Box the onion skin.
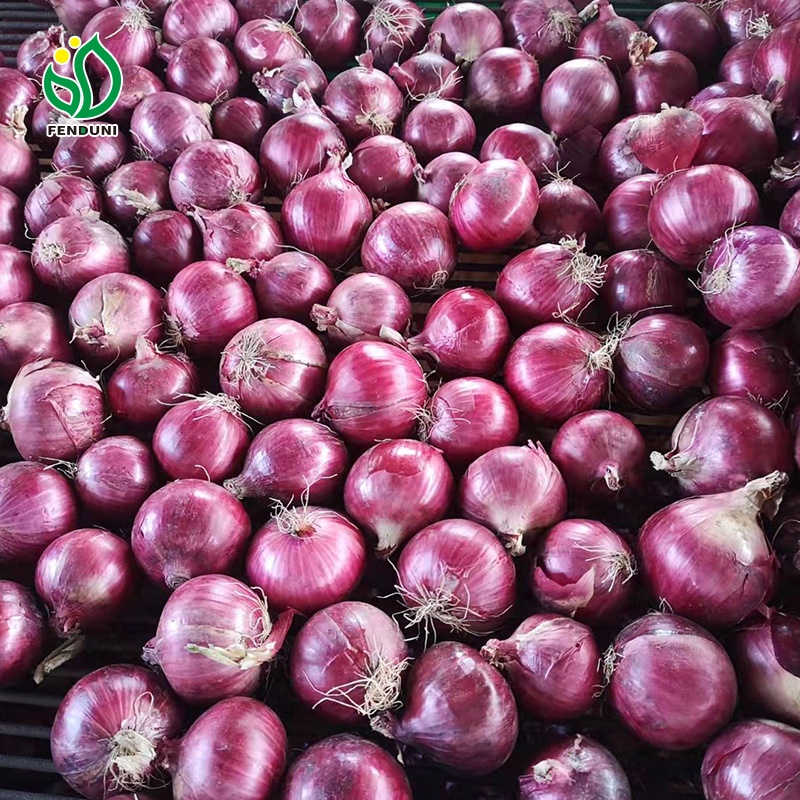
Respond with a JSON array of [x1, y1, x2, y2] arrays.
[[643, 1, 720, 68], [82, 6, 158, 72], [576, 0, 640, 73], [598, 115, 648, 187], [212, 97, 271, 155], [132, 480, 251, 590], [0, 188, 23, 248], [691, 80, 753, 105], [105, 65, 165, 125], [254, 251, 335, 322], [52, 133, 129, 184], [0, 303, 72, 383], [416, 152, 479, 213], [482, 614, 600, 720], [0, 128, 36, 197], [103, 161, 171, 233], [375, 641, 519, 776], [0, 246, 34, 309], [282, 734, 412, 800], [533, 178, 602, 246], [166, 37, 240, 105], [480, 123, 559, 181], [430, 2, 502, 64], [465, 47, 541, 121], [389, 32, 463, 102], [132, 210, 203, 287], [0, 581, 46, 688], [402, 99, 476, 164], [719, 38, 758, 85], [24, 175, 103, 239], [602, 174, 660, 252]]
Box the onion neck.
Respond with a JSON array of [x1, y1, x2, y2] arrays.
[[741, 471, 788, 518], [604, 464, 621, 492], [33, 633, 86, 684], [650, 450, 697, 478]]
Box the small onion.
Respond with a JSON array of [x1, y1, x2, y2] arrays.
[[212, 97, 271, 154], [166, 37, 240, 105], [501, 0, 580, 67], [431, 2, 504, 65], [575, 0, 640, 73], [52, 133, 128, 183], [253, 58, 327, 118], [24, 174, 104, 238], [0, 246, 33, 309], [533, 178, 602, 246], [162, 0, 239, 45], [402, 98, 476, 164], [364, 0, 427, 71], [132, 211, 203, 287], [82, 6, 158, 71], [295, 0, 360, 68], [480, 123, 559, 181], [465, 47, 540, 121], [234, 19, 308, 75], [416, 152, 480, 213], [0, 303, 72, 383], [603, 173, 660, 252], [0, 581, 46, 688], [389, 32, 463, 102], [104, 65, 164, 125], [348, 135, 419, 206]]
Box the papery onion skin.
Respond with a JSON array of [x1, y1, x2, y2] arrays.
[[364, 0, 427, 71], [82, 6, 158, 72], [0, 303, 72, 384], [0, 581, 46, 688], [348, 135, 418, 206], [598, 115, 648, 188], [480, 123, 559, 181], [402, 98, 476, 164], [416, 152, 480, 213], [16, 27, 67, 82], [24, 175, 103, 238], [132, 210, 203, 287], [132, 480, 251, 590], [751, 20, 800, 123], [533, 178, 602, 246], [236, 0, 294, 23], [162, 0, 239, 45], [212, 97, 271, 155], [609, 614, 737, 750], [718, 39, 758, 87], [501, 0, 581, 67], [389, 32, 463, 102], [253, 58, 328, 118], [295, 0, 360, 68], [602, 173, 660, 252], [0, 67, 39, 127], [52, 133, 128, 184], [0, 128, 36, 197], [0, 246, 34, 309], [430, 2, 503, 65], [465, 47, 541, 121], [643, 1, 720, 68], [104, 65, 165, 125]]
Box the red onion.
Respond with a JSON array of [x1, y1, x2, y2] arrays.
[[253, 58, 327, 117], [504, 323, 612, 427], [24, 174, 103, 238], [361, 202, 457, 290], [0, 303, 72, 383], [290, 600, 409, 725], [0, 581, 46, 688], [450, 159, 539, 252], [416, 151, 479, 213], [614, 313, 709, 412], [164, 260, 258, 357], [431, 2, 503, 65], [133, 481, 251, 590], [638, 471, 784, 627], [0, 246, 33, 309], [30, 98, 62, 153], [702, 719, 800, 800], [282, 734, 412, 800], [480, 123, 559, 181], [52, 133, 128, 183], [576, 0, 640, 73], [0, 187, 21, 247], [323, 53, 404, 143], [104, 65, 164, 125], [236, 0, 295, 22], [763, 0, 800, 27], [389, 32, 463, 102], [132, 210, 203, 287], [68, 273, 163, 366], [166, 38, 240, 105], [647, 165, 760, 267], [541, 58, 619, 137], [194, 203, 283, 272], [234, 19, 308, 75], [364, 0, 427, 70], [691, 80, 754, 103], [75, 436, 158, 522], [2, 361, 105, 462], [0, 461, 78, 563], [497, 239, 605, 328], [598, 115, 648, 187], [715, 0, 759, 47], [108, 338, 199, 427], [621, 34, 699, 113], [0, 127, 37, 196], [312, 273, 411, 349], [465, 47, 540, 121], [502, 0, 580, 67], [16, 25, 68, 81], [482, 614, 600, 720], [348, 135, 418, 206], [0, 67, 37, 127], [295, 0, 360, 68], [402, 99, 476, 164], [643, 1, 720, 68], [253, 250, 335, 322], [556, 127, 604, 190], [282, 155, 372, 267], [530, 518, 635, 623], [313, 341, 427, 447], [162, 0, 239, 45], [603, 173, 660, 251], [51, 665, 183, 800], [103, 161, 171, 232], [718, 39, 759, 87], [169, 697, 287, 800], [212, 98, 271, 154], [224, 419, 349, 504], [246, 505, 366, 615], [519, 736, 631, 800], [783, 189, 800, 244], [533, 178, 603, 246], [82, 6, 157, 71], [131, 92, 212, 166], [627, 105, 703, 175], [396, 518, 516, 637], [651, 396, 793, 496], [374, 641, 518, 775], [51, 0, 115, 33]]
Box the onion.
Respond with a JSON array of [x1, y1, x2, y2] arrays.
[[701, 225, 800, 330], [282, 734, 412, 800], [132, 211, 203, 287], [253, 250, 336, 322], [82, 6, 157, 71], [533, 178, 603, 246], [598, 115, 648, 187], [295, 0, 360, 67], [361, 202, 457, 290], [465, 47, 540, 121], [389, 32, 463, 102], [283, 157, 372, 267], [502, 0, 580, 67], [607, 614, 737, 749], [603, 173, 660, 252], [576, 0, 640, 73], [108, 338, 199, 427], [17, 26, 68, 81], [24, 174, 103, 238], [0, 187, 22, 247], [402, 99, 476, 164], [431, 2, 503, 65], [481, 614, 600, 720], [715, 0, 759, 47], [313, 341, 427, 447], [783, 190, 800, 244], [51, 0, 115, 33], [104, 65, 164, 125], [643, 1, 720, 68], [162, 0, 239, 45], [555, 128, 604, 191], [364, 0, 427, 71], [68, 273, 164, 366], [638, 471, 784, 627], [627, 105, 703, 175], [312, 273, 411, 348], [718, 39, 759, 87], [504, 323, 612, 427], [290, 600, 409, 724], [348, 135, 418, 206], [396, 518, 516, 636], [74, 436, 158, 522], [416, 151, 479, 213], [0, 127, 38, 196], [614, 313, 709, 412], [246, 505, 366, 615], [2, 360, 105, 462], [323, 53, 404, 143], [647, 165, 760, 267], [0, 303, 72, 383], [234, 19, 308, 75], [480, 123, 559, 181], [651, 396, 793, 496], [541, 58, 620, 137], [52, 133, 128, 183], [236, 0, 295, 22], [519, 735, 631, 800], [212, 97, 271, 154], [0, 461, 78, 563], [0, 67, 37, 127], [131, 92, 212, 167], [0, 581, 46, 688], [374, 641, 518, 775], [253, 58, 327, 118], [0, 246, 33, 308], [496, 239, 605, 328], [225, 419, 349, 504], [450, 158, 539, 252], [166, 38, 240, 105], [751, 20, 800, 123], [132, 480, 251, 590], [164, 260, 258, 357], [51, 665, 183, 800], [219, 318, 327, 422]]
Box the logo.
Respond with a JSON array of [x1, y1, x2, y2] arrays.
[[43, 34, 122, 137]]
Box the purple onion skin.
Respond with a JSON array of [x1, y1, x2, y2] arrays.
[[104, 65, 165, 125], [24, 175, 104, 238], [643, 2, 720, 69], [782, 191, 800, 245], [212, 98, 271, 155], [603, 174, 660, 252], [0, 246, 34, 308], [0, 187, 23, 247], [132, 210, 203, 288], [253, 251, 336, 322], [0, 581, 47, 687]]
